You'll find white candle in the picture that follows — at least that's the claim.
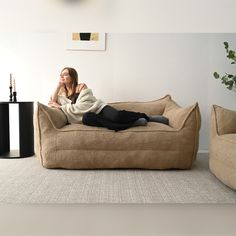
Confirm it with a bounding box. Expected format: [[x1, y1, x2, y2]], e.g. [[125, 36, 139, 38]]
[[13, 78, 16, 92], [10, 74, 12, 87]]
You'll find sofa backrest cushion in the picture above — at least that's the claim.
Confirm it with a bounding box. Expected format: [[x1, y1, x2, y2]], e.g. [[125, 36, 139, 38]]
[[163, 100, 200, 130], [213, 105, 236, 135], [109, 94, 172, 115]]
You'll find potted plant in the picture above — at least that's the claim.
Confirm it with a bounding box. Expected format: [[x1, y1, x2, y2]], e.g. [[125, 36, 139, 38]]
[[213, 42, 236, 91]]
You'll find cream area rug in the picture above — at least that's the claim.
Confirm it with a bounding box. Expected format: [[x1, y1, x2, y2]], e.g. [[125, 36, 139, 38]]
[[0, 154, 235, 204]]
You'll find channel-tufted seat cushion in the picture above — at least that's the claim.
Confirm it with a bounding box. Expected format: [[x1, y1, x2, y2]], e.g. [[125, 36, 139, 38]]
[[34, 95, 201, 169]]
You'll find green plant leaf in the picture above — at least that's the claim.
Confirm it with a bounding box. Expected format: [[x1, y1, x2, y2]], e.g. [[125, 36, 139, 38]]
[[228, 50, 235, 59], [221, 75, 228, 82], [224, 41, 229, 52], [227, 74, 234, 78], [213, 72, 219, 78]]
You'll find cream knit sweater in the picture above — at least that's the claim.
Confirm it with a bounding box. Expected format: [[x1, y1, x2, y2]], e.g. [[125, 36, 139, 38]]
[[58, 88, 107, 124]]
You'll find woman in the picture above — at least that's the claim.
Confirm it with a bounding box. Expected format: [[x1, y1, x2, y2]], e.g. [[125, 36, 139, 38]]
[[48, 67, 169, 131]]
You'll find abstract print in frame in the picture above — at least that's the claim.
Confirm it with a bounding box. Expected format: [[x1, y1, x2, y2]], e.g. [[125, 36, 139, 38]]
[[67, 32, 106, 51]]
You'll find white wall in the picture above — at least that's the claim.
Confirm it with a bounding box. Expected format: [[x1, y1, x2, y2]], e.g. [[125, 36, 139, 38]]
[[1, 0, 236, 32], [1, 33, 236, 151]]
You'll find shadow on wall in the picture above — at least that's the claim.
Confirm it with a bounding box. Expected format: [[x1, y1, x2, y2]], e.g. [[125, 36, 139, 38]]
[[58, 0, 88, 5]]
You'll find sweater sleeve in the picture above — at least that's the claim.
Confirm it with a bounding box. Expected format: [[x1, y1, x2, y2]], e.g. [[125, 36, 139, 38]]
[[60, 88, 107, 123]]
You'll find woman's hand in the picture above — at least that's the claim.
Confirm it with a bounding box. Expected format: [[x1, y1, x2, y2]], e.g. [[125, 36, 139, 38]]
[[76, 83, 88, 93], [58, 78, 65, 88], [59, 76, 66, 84], [48, 101, 61, 109], [50, 79, 65, 103]]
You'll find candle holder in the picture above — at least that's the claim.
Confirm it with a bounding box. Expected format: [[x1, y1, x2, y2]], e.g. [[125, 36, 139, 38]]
[[9, 86, 13, 102], [13, 91, 17, 102]]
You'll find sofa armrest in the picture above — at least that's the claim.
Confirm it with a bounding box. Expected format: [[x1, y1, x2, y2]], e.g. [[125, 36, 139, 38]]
[[212, 105, 236, 135], [34, 102, 68, 164], [35, 102, 68, 130], [163, 101, 201, 130]]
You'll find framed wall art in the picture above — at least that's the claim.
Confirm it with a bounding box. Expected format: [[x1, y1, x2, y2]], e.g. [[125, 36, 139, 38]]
[[67, 32, 106, 51]]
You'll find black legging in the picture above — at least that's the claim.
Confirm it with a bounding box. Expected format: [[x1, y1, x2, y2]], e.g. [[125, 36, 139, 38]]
[[82, 105, 149, 131]]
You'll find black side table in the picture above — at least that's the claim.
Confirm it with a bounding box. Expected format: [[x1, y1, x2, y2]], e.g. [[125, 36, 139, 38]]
[[0, 102, 34, 158]]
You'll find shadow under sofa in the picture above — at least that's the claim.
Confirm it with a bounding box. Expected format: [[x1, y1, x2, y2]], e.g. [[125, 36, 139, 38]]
[[34, 95, 201, 169]]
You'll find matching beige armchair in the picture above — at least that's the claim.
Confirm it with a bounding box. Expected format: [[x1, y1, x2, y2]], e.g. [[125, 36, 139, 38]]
[[209, 105, 236, 190]]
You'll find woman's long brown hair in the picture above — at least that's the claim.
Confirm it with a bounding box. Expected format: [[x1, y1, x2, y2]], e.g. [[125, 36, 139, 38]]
[[61, 67, 78, 96]]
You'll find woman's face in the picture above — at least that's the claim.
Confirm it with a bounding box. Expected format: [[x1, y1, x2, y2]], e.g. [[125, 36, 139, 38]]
[[60, 69, 72, 85]]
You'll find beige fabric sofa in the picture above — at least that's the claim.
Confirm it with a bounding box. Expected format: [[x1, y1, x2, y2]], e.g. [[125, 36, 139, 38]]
[[34, 95, 201, 169], [209, 105, 236, 190]]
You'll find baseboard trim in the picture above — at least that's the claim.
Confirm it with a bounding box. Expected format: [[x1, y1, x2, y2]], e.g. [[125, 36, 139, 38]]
[[198, 150, 209, 154], [197, 150, 209, 158]]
